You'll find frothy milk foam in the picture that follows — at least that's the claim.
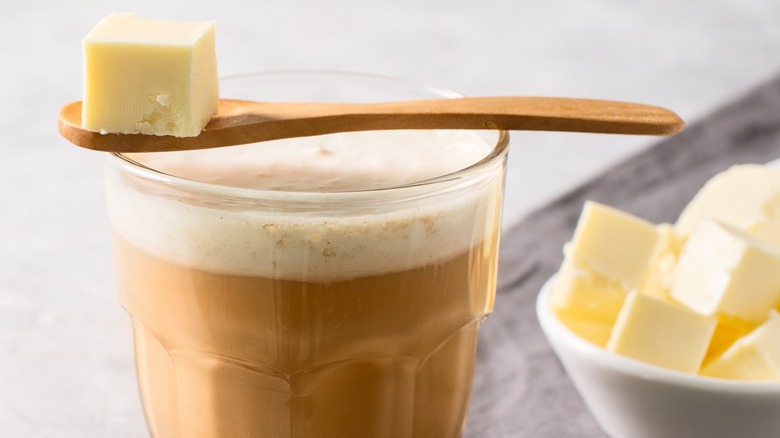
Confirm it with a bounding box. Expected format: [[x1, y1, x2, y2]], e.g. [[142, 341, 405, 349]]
[[106, 129, 499, 281]]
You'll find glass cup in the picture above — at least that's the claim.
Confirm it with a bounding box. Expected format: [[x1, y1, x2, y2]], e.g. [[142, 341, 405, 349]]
[[103, 71, 509, 438]]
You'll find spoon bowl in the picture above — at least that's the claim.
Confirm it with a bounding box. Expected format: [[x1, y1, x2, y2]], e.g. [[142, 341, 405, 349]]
[[58, 96, 684, 153]]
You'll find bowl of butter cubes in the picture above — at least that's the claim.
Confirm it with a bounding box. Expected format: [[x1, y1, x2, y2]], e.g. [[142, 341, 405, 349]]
[[537, 163, 780, 438]]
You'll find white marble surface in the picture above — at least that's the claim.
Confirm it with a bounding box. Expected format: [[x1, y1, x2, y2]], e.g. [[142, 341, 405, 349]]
[[3, 0, 780, 436]]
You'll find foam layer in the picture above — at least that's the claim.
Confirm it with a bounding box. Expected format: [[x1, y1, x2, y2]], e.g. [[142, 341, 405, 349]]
[[127, 130, 494, 191], [106, 130, 504, 280]]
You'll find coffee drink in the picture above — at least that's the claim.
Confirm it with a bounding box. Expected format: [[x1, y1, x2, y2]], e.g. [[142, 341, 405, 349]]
[[105, 90, 507, 437]]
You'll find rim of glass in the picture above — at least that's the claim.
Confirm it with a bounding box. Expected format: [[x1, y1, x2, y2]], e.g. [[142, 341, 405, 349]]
[[107, 70, 510, 201]]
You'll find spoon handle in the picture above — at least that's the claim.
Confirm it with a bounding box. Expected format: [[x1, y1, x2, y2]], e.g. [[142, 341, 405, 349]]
[[58, 97, 683, 153], [226, 96, 682, 135]]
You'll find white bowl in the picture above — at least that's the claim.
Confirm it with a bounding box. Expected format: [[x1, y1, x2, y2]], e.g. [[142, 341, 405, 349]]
[[536, 277, 780, 438]]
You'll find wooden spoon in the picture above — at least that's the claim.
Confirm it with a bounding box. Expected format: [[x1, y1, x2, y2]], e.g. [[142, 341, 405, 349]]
[[58, 97, 683, 153]]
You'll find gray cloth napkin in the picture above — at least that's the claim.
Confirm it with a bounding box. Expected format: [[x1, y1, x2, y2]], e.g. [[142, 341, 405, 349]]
[[464, 75, 780, 438]]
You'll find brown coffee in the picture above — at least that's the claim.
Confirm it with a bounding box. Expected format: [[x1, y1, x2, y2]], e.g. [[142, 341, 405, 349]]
[[114, 232, 498, 438]]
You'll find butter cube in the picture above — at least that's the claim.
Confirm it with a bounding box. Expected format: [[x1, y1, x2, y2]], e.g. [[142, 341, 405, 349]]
[[551, 260, 626, 346], [606, 290, 717, 374], [550, 202, 659, 346], [677, 165, 780, 247], [703, 315, 758, 367], [555, 313, 615, 348], [702, 310, 780, 381], [82, 14, 219, 137], [639, 224, 686, 300], [567, 202, 658, 287], [669, 220, 780, 322]]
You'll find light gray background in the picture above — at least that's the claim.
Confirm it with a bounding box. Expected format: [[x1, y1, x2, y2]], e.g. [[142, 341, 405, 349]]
[[3, 1, 780, 436]]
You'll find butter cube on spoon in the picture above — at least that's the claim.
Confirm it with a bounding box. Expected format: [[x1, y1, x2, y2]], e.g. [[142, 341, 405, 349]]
[[81, 13, 218, 137]]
